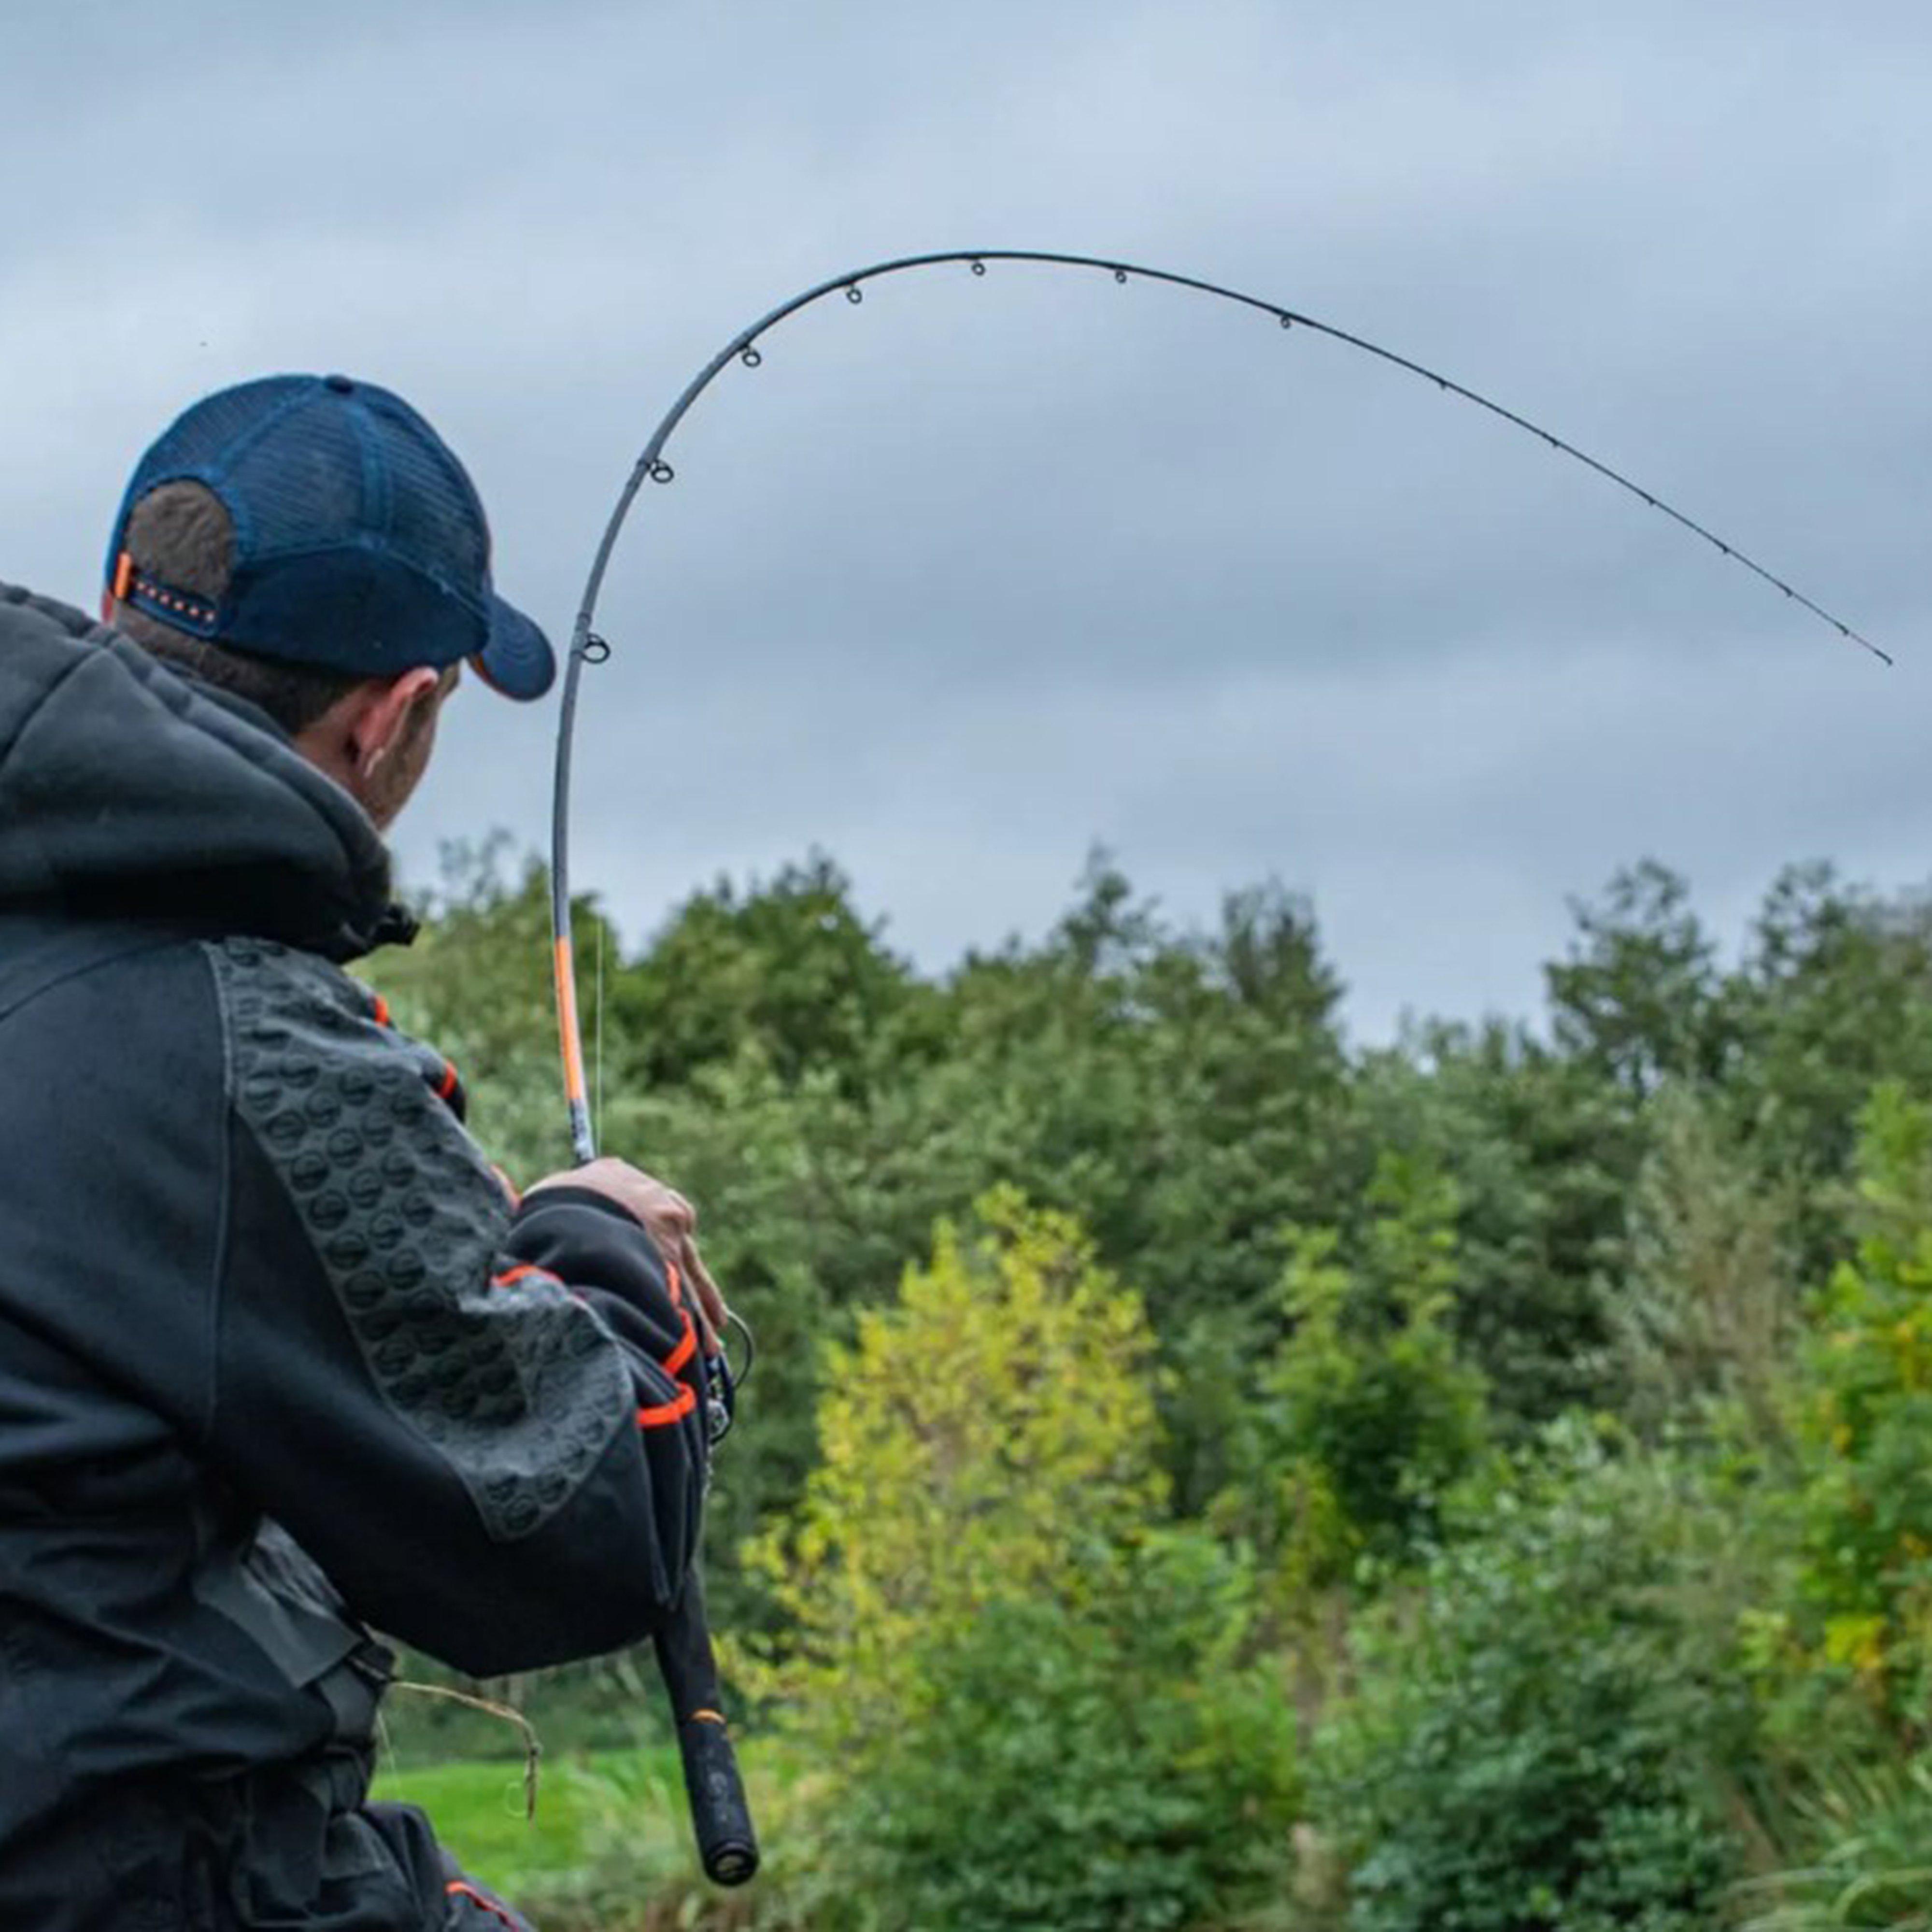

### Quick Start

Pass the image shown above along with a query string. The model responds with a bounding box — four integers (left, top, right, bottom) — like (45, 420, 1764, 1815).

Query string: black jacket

(0, 584, 709, 1928)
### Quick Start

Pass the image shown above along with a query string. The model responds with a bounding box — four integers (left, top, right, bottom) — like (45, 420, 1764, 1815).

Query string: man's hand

(525, 1158, 727, 1353)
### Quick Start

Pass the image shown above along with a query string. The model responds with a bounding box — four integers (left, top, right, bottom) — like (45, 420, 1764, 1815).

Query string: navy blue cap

(106, 373, 555, 700)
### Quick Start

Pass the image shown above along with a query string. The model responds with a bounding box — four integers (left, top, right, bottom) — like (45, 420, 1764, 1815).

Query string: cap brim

(471, 595, 556, 701)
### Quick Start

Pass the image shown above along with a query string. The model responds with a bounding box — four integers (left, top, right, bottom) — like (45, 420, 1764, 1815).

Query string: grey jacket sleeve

(203, 937, 708, 1676)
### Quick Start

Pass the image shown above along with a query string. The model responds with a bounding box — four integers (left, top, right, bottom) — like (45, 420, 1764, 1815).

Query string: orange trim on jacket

(637, 1384, 697, 1428)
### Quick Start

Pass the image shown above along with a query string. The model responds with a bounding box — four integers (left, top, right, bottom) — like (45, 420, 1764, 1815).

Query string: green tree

(1221, 1152, 1489, 1594)
(1609, 1083, 1797, 1442)
(745, 1187, 1165, 1724)
(1724, 864, 1932, 1282)
(1547, 860, 1734, 1100)
(1312, 1429, 1751, 1932)
(747, 1191, 1297, 1932)
(927, 859, 1362, 1512)
(1358, 1019, 1638, 1431)
(607, 852, 929, 1097)
(1754, 1087, 1932, 1744)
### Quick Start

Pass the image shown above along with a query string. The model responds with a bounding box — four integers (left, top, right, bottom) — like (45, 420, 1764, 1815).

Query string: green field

(375, 1745, 690, 1887)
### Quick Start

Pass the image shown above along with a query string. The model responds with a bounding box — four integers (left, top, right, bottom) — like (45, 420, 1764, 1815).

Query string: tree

(606, 852, 924, 1097)
(1358, 1018, 1639, 1431)
(745, 1187, 1166, 1728)
(1725, 864, 1932, 1280)
(1220, 1152, 1490, 1595)
(930, 861, 1362, 1511)
(1547, 861, 1733, 1100)
(1609, 1084, 1796, 1442)
(745, 1190, 1297, 1932)
(1762, 1087, 1932, 1744)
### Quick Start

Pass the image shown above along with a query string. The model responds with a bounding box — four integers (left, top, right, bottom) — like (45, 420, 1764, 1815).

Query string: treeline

(372, 840, 1932, 1929)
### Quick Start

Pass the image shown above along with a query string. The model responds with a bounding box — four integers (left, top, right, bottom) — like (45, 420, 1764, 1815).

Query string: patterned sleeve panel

(203, 937, 703, 1671)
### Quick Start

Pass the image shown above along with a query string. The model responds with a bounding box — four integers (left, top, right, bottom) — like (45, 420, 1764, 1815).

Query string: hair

(111, 481, 363, 735)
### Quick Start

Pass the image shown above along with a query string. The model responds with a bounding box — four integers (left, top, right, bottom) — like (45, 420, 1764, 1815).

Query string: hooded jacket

(0, 584, 708, 1929)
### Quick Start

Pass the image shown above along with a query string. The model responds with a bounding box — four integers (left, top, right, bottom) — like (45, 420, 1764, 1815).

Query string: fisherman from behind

(0, 374, 721, 1928)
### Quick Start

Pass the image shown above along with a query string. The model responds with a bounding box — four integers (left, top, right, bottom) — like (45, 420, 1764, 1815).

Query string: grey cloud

(3, 0, 1929, 1047)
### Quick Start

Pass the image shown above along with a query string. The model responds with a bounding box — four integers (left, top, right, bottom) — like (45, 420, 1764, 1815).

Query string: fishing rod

(547, 247, 1887, 1885)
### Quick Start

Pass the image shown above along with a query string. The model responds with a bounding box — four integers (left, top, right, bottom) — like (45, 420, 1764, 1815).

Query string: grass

(374, 1744, 689, 1886)
(373, 1736, 808, 1926)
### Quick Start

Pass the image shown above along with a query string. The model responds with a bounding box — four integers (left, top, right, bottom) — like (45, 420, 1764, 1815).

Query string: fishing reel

(702, 1308, 755, 1450)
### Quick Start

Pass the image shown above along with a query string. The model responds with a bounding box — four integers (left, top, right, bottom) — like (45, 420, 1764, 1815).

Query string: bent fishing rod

(547, 247, 1887, 1886)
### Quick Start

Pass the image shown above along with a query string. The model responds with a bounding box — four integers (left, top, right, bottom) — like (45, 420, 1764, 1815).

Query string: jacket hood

(0, 582, 412, 959)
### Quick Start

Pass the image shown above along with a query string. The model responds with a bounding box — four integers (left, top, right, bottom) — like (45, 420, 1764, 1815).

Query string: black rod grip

(655, 1568, 759, 1886)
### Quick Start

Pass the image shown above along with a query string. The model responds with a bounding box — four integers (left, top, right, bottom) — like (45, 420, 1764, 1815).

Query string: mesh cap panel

(105, 374, 554, 698)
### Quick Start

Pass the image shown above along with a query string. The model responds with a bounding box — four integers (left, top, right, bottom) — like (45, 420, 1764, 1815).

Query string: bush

(744, 1189, 1167, 1735)
(1309, 1426, 1748, 1931)
(1751, 1087, 1932, 1745)
(749, 1193, 1298, 1930)
(819, 1531, 1298, 1932)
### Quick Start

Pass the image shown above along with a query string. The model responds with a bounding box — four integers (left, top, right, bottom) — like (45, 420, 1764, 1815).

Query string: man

(0, 374, 722, 1928)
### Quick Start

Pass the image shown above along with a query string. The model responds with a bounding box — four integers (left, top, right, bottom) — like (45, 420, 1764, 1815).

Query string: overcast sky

(5, 0, 1929, 1043)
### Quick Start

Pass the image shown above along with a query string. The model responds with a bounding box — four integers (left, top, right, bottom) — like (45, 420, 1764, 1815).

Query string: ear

(347, 666, 442, 782)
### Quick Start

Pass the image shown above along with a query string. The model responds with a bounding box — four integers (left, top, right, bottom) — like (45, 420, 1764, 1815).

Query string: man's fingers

(522, 1159, 720, 1350)
(679, 1234, 728, 1355)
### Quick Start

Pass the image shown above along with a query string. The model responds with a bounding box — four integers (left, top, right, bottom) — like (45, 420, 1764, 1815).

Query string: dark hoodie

(0, 585, 709, 1929)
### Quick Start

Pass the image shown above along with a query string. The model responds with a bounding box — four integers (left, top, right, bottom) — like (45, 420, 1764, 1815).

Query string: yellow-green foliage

(1750, 1087, 1932, 1739)
(744, 1190, 1299, 1932)
(744, 1185, 1164, 1735)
